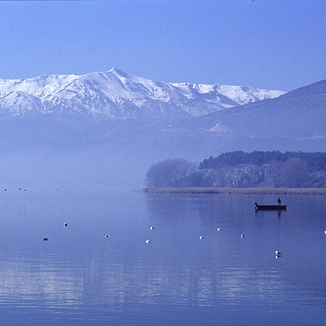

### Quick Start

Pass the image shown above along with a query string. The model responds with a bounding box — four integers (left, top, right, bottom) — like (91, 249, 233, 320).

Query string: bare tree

(145, 158, 197, 188)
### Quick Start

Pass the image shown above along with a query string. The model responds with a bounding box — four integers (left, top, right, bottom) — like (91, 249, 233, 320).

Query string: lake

(0, 190, 325, 325)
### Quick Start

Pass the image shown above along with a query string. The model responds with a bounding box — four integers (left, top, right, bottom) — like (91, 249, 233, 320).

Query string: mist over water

(1, 116, 325, 192)
(0, 71, 326, 192)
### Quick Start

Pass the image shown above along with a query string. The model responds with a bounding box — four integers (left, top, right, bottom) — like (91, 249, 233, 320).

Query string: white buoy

(199, 235, 204, 240)
(150, 226, 154, 230)
(146, 239, 151, 243)
(104, 234, 110, 238)
(240, 234, 245, 238)
(63, 223, 68, 227)
(217, 228, 223, 231)
(275, 250, 282, 255)
(324, 230, 326, 234)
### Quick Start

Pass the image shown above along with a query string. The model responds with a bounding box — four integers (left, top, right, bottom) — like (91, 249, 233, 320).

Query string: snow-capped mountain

(0, 68, 284, 119)
(0, 74, 324, 191)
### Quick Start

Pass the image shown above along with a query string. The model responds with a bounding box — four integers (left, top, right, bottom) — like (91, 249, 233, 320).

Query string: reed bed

(143, 187, 326, 196)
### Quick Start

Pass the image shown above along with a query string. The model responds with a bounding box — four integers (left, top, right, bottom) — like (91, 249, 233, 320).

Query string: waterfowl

(150, 226, 154, 230)
(145, 239, 151, 243)
(275, 250, 282, 255)
(240, 234, 245, 238)
(217, 228, 223, 231)
(104, 234, 110, 238)
(63, 223, 68, 227)
(199, 236, 204, 240)
(43, 237, 48, 241)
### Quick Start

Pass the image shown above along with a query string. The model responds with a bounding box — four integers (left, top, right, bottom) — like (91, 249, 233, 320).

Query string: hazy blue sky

(1, 0, 325, 91)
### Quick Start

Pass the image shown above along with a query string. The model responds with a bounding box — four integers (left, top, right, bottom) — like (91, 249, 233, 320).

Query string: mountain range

(0, 68, 325, 191)
(0, 68, 284, 119)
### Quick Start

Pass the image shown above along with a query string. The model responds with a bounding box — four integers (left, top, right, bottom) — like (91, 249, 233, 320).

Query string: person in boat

(277, 198, 281, 205)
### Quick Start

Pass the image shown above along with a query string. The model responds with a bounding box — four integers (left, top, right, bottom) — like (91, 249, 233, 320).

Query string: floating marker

(146, 239, 151, 243)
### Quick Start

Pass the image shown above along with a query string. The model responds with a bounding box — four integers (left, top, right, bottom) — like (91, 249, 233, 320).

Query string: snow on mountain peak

(108, 67, 130, 79)
(0, 69, 285, 119)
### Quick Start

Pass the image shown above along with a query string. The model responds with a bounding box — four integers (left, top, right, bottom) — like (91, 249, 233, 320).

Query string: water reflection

(145, 193, 326, 306)
(0, 191, 325, 325)
(0, 241, 286, 310)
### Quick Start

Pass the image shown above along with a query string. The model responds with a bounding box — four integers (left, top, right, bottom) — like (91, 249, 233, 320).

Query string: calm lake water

(0, 190, 325, 325)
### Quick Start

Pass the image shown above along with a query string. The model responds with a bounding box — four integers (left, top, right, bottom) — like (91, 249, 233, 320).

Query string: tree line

(199, 151, 326, 171)
(145, 151, 326, 188)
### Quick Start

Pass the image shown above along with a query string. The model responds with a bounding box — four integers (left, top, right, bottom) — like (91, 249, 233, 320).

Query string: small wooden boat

(255, 202, 286, 210)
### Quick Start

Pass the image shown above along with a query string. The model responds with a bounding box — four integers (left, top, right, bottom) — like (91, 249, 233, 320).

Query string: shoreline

(142, 187, 326, 196)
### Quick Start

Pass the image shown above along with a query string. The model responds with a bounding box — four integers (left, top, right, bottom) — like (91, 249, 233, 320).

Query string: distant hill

(0, 70, 325, 190)
(192, 79, 326, 152)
